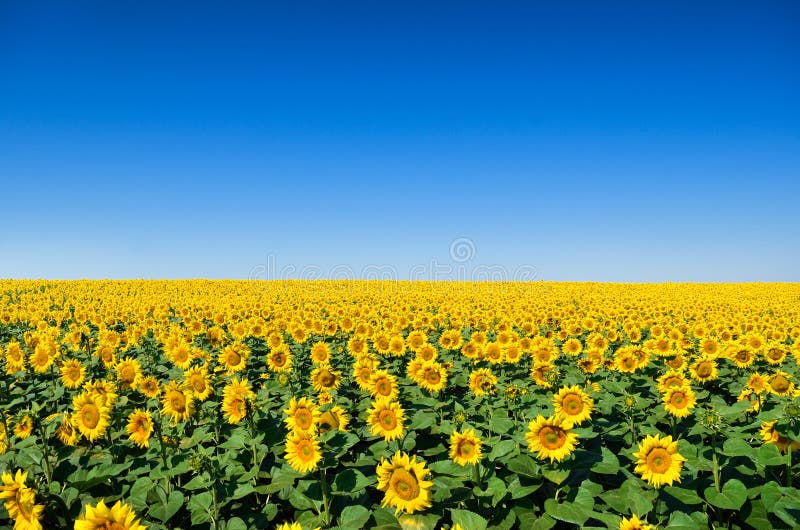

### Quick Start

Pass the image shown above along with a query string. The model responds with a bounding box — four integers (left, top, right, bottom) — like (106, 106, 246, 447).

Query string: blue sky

(1, 1, 798, 281)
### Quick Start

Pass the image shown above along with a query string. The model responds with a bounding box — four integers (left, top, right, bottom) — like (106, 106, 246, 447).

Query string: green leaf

(663, 485, 703, 505)
(757, 443, 785, 467)
(487, 439, 517, 461)
(667, 511, 709, 530)
(450, 509, 488, 530)
(333, 468, 374, 493)
(226, 517, 248, 530)
(339, 505, 371, 529)
(704, 479, 747, 510)
(590, 447, 620, 474)
(722, 438, 754, 457)
(189, 492, 213, 525)
(543, 498, 591, 527)
(150, 490, 184, 523)
(506, 454, 540, 478)
(128, 477, 153, 512)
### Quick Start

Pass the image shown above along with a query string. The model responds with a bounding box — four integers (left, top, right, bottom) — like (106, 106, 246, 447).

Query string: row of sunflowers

(1, 280, 799, 529)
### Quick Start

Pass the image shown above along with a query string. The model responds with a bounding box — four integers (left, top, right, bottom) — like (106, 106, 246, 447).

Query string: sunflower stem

(318, 467, 331, 526)
(711, 431, 721, 493)
(35, 419, 53, 490)
(787, 441, 793, 488)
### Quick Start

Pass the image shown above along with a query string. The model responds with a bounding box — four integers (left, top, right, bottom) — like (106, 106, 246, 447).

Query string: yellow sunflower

(56, 413, 79, 446)
(115, 358, 142, 390)
(689, 355, 718, 383)
(184, 366, 212, 401)
(619, 514, 654, 530)
(72, 392, 110, 442)
(368, 399, 405, 441)
(318, 405, 349, 434)
(310, 342, 331, 364)
(60, 359, 86, 389)
(376, 451, 433, 515)
(418, 361, 447, 393)
(30, 343, 55, 374)
(525, 415, 578, 462)
(284, 397, 320, 435)
(284, 432, 322, 473)
(13, 415, 33, 439)
(311, 364, 342, 392)
(633, 434, 685, 488)
(662, 386, 696, 418)
(0, 470, 43, 530)
(266, 345, 293, 373)
(767, 371, 794, 396)
(370, 370, 399, 401)
(84, 380, 118, 409)
(161, 381, 194, 424)
(137, 376, 161, 399)
(4, 341, 26, 373)
(552, 385, 594, 428)
(449, 429, 482, 466)
(222, 377, 255, 424)
(469, 368, 498, 397)
(656, 370, 689, 393)
(218, 342, 250, 374)
(74, 499, 147, 530)
(126, 409, 153, 448)
(760, 421, 800, 453)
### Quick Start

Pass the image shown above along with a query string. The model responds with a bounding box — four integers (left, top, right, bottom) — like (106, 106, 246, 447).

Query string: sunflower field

(1, 280, 800, 530)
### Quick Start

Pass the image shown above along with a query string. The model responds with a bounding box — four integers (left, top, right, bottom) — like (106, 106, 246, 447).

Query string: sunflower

(760, 421, 800, 453)
(662, 386, 696, 418)
(530, 362, 555, 388)
(767, 371, 794, 396)
(30, 343, 55, 374)
(284, 397, 320, 435)
(353, 361, 375, 391)
(184, 366, 212, 401)
(137, 376, 161, 399)
(59, 359, 86, 389)
(525, 415, 578, 462)
(469, 368, 498, 397)
(0, 470, 43, 530)
(56, 414, 79, 446)
(406, 358, 426, 382)
(284, 432, 322, 473)
(13, 415, 33, 439)
(656, 370, 689, 393)
(552, 385, 594, 428)
(4, 341, 26, 373)
(218, 342, 250, 374)
(310, 342, 331, 364)
(729, 348, 755, 369)
(126, 409, 153, 448)
(311, 364, 342, 392)
(376, 451, 433, 514)
(418, 361, 447, 392)
(562, 338, 583, 357)
(74, 499, 147, 530)
(406, 331, 427, 353)
(449, 429, 482, 466)
(689, 355, 718, 383)
(161, 381, 194, 424)
(613, 347, 639, 373)
(266, 345, 293, 373)
(764, 343, 788, 365)
(370, 370, 399, 401)
(72, 392, 110, 442)
(222, 377, 255, 424)
(84, 380, 118, 409)
(115, 358, 142, 390)
(318, 405, 349, 434)
(737, 389, 761, 413)
(167, 342, 194, 370)
(633, 434, 685, 488)
(619, 514, 654, 530)
(747, 372, 768, 393)
(368, 399, 405, 441)
(482, 342, 504, 364)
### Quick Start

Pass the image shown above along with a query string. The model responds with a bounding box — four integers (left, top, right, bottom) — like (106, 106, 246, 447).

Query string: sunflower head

(632, 434, 686, 488)
(376, 451, 433, 514)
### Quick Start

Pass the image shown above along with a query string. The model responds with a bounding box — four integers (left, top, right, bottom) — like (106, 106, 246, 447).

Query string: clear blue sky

(1, 1, 798, 281)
